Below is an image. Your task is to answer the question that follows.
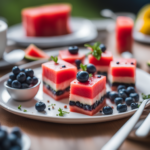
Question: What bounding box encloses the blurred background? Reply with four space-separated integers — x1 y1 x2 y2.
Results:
0 0 150 26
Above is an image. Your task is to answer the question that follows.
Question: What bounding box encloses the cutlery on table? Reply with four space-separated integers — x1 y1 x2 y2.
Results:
101 99 150 150
135 113 150 137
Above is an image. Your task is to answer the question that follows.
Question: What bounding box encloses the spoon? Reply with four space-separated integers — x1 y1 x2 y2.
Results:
3 49 25 63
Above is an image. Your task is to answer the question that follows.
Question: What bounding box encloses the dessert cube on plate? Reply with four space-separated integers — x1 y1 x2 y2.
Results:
88 51 113 77
42 59 77 100
59 46 85 68
108 58 136 87
69 75 106 116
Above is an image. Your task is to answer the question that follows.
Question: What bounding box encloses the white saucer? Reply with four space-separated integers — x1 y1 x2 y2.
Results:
7 17 98 48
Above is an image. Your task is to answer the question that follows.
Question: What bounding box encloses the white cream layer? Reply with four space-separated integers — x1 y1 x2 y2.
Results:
43 77 74 91
108 74 135 84
69 88 106 105
95 66 109 72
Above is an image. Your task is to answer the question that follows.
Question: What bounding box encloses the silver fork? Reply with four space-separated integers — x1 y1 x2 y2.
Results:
101 99 150 150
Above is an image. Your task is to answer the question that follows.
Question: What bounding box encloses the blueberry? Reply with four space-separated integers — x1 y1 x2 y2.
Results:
8 133 18 145
126 86 135 95
116 62 120 64
9 145 22 150
109 91 119 101
11 80 21 89
129 93 139 102
69 101 76 106
68 46 79 54
65 86 70 91
9 73 16 80
20 68 25 72
26 76 33 85
100 44 106 52
35 102 46 112
56 90 64 96
32 77 38 85
87 64 96 74
7 79 13 87
103 106 113 115
118 91 127 101
0 130 7 142
11 127 22 138
25 69 34 77
76 101 80 107
131 103 138 110
1 138 11 149
125 97 135 106
79 103 83 108
21 83 29 89
97 75 101 78
119 88 128 95
77 71 89 82
114 97 123 105
75 59 81 68
117 104 127 113
12 66 20 75
16 72 26 83
117 85 126 92
62 65 66 68
106 91 110 98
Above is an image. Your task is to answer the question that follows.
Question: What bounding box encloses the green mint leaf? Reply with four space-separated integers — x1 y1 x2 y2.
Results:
80 64 87 71
51 56 58 63
89 74 92 77
57 108 69 116
18 105 22 110
142 93 150 100
84 44 93 48
93 42 100 50
23 110 27 112
86 51 92 57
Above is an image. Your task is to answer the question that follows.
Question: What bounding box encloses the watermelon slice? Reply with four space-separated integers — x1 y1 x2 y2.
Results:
25 44 49 61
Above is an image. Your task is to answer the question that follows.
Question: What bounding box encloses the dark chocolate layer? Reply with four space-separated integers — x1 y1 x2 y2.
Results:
69 95 105 111
43 81 70 96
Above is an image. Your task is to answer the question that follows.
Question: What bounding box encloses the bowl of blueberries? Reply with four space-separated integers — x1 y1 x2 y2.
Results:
4 66 40 101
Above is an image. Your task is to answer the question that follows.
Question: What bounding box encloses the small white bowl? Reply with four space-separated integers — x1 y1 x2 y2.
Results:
4 79 41 101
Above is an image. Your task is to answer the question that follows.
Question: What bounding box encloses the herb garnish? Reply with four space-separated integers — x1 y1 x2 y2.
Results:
89 74 92 77
48 104 56 107
51 56 58 63
138 93 150 107
80 64 87 71
23 110 27 112
18 105 22 110
84 42 102 60
56 108 69 116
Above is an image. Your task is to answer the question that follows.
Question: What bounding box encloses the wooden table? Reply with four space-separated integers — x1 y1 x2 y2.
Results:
0 31 150 150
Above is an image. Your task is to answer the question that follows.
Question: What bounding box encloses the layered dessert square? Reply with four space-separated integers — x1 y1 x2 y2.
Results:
59 48 85 68
108 58 136 87
42 59 77 100
88 51 113 76
69 75 106 116
22 4 71 37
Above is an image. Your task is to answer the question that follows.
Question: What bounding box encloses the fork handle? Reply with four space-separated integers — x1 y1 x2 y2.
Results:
101 99 149 150
135 113 150 137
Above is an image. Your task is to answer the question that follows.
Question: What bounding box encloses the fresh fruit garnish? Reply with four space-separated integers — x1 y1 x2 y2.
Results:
51 56 58 63
9 73 16 80
25 69 34 77
118 91 127 101
100 44 106 52
87 64 96 74
117 85 126 92
117 104 127 113
131 103 138 110
26 76 33 85
125 97 134 106
109 91 119 101
56 108 69 116
118 88 128 95
102 106 113 115
68 46 79 54
12 66 20 75
77 71 89 83
62 65 66 68
84 42 102 60
126 86 135 95
18 105 22 110
11 80 21 89
80 63 87 71
141 93 150 99
35 102 46 112
114 97 123 105
129 93 139 102
16 72 26 83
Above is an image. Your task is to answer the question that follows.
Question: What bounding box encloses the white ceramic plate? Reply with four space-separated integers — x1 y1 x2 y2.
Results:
7 17 98 48
133 29 150 44
0 49 150 124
